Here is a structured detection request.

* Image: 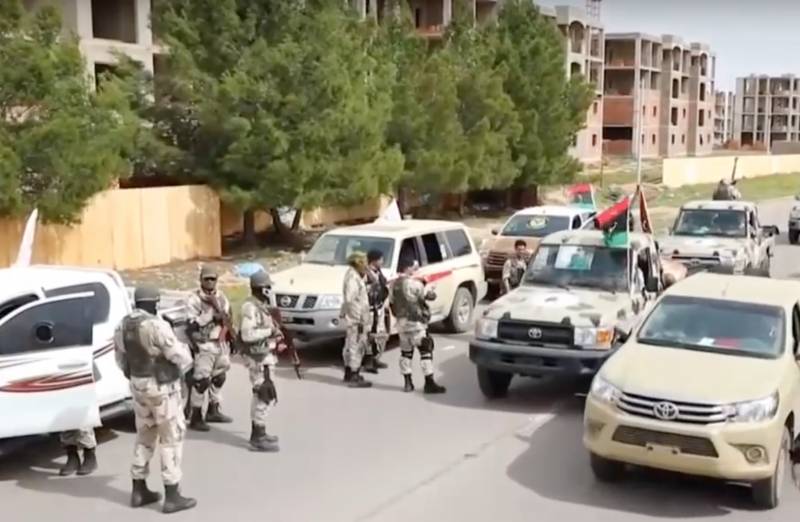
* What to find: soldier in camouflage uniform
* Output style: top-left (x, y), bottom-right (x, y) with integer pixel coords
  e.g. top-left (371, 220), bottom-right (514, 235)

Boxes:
top-left (340, 251), bottom-right (372, 388)
top-left (363, 249), bottom-right (390, 374)
top-left (239, 271), bottom-right (281, 452)
top-left (114, 286), bottom-right (196, 514)
top-left (501, 240), bottom-right (528, 295)
top-left (712, 179), bottom-right (741, 201)
top-left (186, 265), bottom-right (233, 431)
top-left (390, 258), bottom-right (446, 394)
top-left (58, 427), bottom-right (97, 476)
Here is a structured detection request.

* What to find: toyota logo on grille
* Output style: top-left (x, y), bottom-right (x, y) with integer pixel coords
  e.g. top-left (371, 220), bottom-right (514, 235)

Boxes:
top-left (528, 327), bottom-right (543, 339)
top-left (653, 401), bottom-right (680, 420)
top-left (280, 295), bottom-right (293, 308)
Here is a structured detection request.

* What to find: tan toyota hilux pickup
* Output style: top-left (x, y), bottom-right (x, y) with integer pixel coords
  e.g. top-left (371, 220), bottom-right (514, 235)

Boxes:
top-left (584, 272), bottom-right (800, 509)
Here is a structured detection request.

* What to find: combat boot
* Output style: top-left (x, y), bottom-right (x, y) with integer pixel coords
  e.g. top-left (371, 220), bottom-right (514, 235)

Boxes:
top-left (362, 355), bottom-right (378, 374)
top-left (347, 369), bottom-right (373, 388)
top-left (77, 447), bottom-right (98, 476)
top-left (403, 375), bottom-right (415, 393)
top-left (343, 367), bottom-right (353, 382)
top-left (59, 446), bottom-right (80, 476)
top-left (205, 402), bottom-right (233, 423)
top-left (423, 375), bottom-right (446, 394)
top-left (188, 408), bottom-right (210, 432)
top-left (249, 424), bottom-right (280, 452)
top-left (130, 479), bottom-right (162, 508)
top-left (162, 484), bottom-right (197, 514)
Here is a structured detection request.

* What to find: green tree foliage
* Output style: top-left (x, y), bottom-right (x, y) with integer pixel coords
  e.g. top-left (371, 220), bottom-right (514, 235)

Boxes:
top-left (493, 0), bottom-right (594, 187)
top-left (0, 0), bottom-right (139, 224)
top-left (152, 0), bottom-right (403, 233)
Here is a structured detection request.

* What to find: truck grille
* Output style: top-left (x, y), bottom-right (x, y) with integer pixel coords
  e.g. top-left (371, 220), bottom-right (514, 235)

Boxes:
top-left (276, 294), bottom-right (300, 309)
top-left (302, 295), bottom-right (318, 309)
top-left (617, 392), bottom-right (731, 425)
top-left (612, 426), bottom-right (718, 458)
top-left (497, 319), bottom-right (574, 347)
top-left (486, 251), bottom-right (508, 267)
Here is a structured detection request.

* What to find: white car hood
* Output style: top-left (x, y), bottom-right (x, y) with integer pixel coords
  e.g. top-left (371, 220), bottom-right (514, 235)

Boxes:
top-left (660, 235), bottom-right (745, 257)
top-left (271, 264), bottom-right (350, 295)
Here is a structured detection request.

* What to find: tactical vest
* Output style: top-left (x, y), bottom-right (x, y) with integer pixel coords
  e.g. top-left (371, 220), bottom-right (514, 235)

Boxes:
top-left (392, 278), bottom-right (426, 323)
top-left (122, 313), bottom-right (180, 384)
top-left (239, 297), bottom-right (274, 357)
top-left (509, 262), bottom-right (525, 288)
top-left (368, 269), bottom-right (389, 307)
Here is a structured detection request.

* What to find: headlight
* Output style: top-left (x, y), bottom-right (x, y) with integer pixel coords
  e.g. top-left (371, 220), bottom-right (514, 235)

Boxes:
top-left (724, 392), bottom-right (779, 423)
top-left (316, 294), bottom-right (343, 310)
top-left (574, 327), bottom-right (614, 349)
top-left (475, 318), bottom-right (498, 340)
top-left (590, 375), bottom-right (620, 404)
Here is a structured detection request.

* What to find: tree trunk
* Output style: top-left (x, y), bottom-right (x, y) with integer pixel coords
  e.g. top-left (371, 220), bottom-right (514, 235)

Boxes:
top-left (242, 209), bottom-right (257, 246)
top-left (270, 208), bottom-right (289, 237)
top-left (291, 208), bottom-right (303, 230)
top-left (456, 193), bottom-right (466, 217)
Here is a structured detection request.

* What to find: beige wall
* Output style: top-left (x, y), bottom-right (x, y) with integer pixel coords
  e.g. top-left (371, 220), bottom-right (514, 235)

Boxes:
top-left (662, 154), bottom-right (800, 187)
top-left (0, 186), bottom-right (221, 270)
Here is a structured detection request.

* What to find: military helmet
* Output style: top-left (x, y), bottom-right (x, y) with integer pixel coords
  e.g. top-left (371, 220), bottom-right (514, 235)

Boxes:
top-left (134, 285), bottom-right (160, 303)
top-left (200, 264), bottom-right (218, 280)
top-left (250, 270), bottom-right (272, 288)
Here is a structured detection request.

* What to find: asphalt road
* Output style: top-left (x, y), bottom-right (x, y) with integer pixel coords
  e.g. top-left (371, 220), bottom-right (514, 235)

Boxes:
top-left (2, 198), bottom-right (800, 522)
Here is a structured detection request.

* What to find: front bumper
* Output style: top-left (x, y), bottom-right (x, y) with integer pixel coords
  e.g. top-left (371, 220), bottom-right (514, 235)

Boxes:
top-left (469, 339), bottom-right (614, 377)
top-left (279, 309), bottom-right (347, 344)
top-left (583, 396), bottom-right (782, 482)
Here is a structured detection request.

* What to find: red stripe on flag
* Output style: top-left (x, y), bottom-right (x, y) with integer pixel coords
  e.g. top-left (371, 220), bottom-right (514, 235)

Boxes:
top-left (567, 183), bottom-right (592, 195)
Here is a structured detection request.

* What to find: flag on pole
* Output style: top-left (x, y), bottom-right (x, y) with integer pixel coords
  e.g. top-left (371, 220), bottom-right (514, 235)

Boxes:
top-left (14, 208), bottom-right (38, 267)
top-left (638, 185), bottom-right (653, 234)
top-left (594, 196), bottom-right (631, 248)
top-left (566, 183), bottom-right (596, 210)
top-left (375, 198), bottom-right (402, 222)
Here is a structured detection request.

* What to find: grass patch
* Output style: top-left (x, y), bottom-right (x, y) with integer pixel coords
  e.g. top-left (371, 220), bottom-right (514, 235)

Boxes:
top-left (651, 172), bottom-right (800, 207)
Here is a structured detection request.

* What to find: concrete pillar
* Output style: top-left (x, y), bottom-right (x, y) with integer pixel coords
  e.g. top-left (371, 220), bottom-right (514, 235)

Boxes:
top-left (136, 0), bottom-right (152, 46)
top-left (75, 0), bottom-right (93, 38)
top-left (443, 0), bottom-right (452, 26)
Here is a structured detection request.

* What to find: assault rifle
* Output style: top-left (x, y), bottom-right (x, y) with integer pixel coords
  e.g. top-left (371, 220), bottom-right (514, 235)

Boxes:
top-left (200, 294), bottom-right (239, 353)
top-left (267, 306), bottom-right (303, 379)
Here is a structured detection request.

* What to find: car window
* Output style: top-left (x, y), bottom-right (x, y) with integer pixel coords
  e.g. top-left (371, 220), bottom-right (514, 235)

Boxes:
top-left (399, 237), bottom-right (422, 269)
top-left (524, 244), bottom-right (629, 292)
top-left (673, 209), bottom-right (746, 238)
top-left (45, 283), bottom-right (110, 324)
top-left (0, 294), bottom-right (39, 321)
top-left (305, 234), bottom-right (395, 266)
top-left (444, 229), bottom-right (472, 257)
top-left (501, 215), bottom-right (570, 238)
top-left (637, 295), bottom-right (785, 358)
top-left (793, 304), bottom-right (800, 354)
top-left (420, 233), bottom-right (446, 265)
top-left (0, 297), bottom-right (94, 355)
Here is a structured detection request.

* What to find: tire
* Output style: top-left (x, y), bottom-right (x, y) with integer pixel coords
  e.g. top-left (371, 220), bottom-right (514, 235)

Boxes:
top-left (590, 452), bottom-right (626, 482)
top-left (476, 366), bottom-right (512, 399)
top-left (751, 427), bottom-right (791, 510)
top-left (444, 286), bottom-right (474, 333)
top-left (790, 230), bottom-right (799, 245)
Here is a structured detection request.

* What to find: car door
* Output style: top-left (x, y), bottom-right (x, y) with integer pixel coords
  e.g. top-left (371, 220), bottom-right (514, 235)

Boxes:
top-left (0, 292), bottom-right (99, 439)
top-left (748, 209), bottom-right (767, 267)
top-left (416, 233), bottom-right (453, 318)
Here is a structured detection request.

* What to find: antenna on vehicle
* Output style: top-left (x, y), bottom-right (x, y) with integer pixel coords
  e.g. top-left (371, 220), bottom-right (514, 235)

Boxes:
top-left (14, 208), bottom-right (38, 268)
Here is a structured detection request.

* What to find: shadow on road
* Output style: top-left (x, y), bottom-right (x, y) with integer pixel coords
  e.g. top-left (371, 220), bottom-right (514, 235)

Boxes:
top-left (0, 430), bottom-right (130, 508)
top-left (507, 406), bottom-right (760, 518)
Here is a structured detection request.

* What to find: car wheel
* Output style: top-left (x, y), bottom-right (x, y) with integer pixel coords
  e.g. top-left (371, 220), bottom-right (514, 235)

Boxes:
top-left (790, 230), bottom-right (799, 245)
top-left (476, 366), bottom-right (512, 399)
top-left (590, 452), bottom-right (626, 482)
top-left (751, 427), bottom-right (791, 509)
top-left (445, 286), bottom-right (474, 333)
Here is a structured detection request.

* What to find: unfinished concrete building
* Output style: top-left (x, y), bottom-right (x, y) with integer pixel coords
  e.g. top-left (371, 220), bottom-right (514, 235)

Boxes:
top-left (603, 33), bottom-right (714, 158)
top-left (734, 75), bottom-right (800, 150)
top-left (714, 91), bottom-right (735, 146)
top-left (23, 0), bottom-right (158, 88)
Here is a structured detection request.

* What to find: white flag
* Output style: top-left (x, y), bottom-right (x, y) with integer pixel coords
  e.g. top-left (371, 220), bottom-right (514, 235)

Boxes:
top-left (375, 199), bottom-right (402, 222)
top-left (14, 209), bottom-right (38, 267)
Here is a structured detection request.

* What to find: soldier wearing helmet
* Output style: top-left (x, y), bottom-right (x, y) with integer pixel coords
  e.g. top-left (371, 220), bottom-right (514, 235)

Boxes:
top-left (238, 270), bottom-right (281, 452)
top-left (114, 285), bottom-right (196, 514)
top-left (339, 251), bottom-right (372, 388)
top-left (186, 264), bottom-right (234, 431)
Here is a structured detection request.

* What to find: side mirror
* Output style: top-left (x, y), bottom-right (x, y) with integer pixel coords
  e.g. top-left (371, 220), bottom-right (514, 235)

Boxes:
top-left (614, 326), bottom-right (630, 344)
top-left (491, 227), bottom-right (499, 236)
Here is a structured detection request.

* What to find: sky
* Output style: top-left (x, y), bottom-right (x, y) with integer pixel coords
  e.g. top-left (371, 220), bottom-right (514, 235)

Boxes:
top-left (535, 0), bottom-right (800, 91)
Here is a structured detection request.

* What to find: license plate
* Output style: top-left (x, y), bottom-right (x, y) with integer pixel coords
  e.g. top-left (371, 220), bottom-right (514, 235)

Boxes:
top-left (646, 443), bottom-right (680, 456)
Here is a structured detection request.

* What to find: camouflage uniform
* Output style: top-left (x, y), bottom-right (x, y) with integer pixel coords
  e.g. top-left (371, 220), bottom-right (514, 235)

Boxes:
top-left (365, 266), bottom-right (390, 370)
top-left (391, 274), bottom-right (446, 394)
top-left (501, 256), bottom-right (527, 294)
top-left (340, 266), bottom-right (371, 373)
top-left (186, 289), bottom-right (232, 418)
top-left (239, 295), bottom-right (280, 451)
top-left (60, 428), bottom-right (96, 450)
top-left (114, 310), bottom-right (193, 487)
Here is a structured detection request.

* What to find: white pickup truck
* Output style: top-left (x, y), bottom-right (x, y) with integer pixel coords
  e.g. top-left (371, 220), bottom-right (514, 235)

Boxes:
top-left (0, 264), bottom-right (187, 452)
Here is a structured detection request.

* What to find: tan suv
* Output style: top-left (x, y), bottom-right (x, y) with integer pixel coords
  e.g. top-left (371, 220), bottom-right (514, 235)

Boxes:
top-left (583, 272), bottom-right (800, 509)
top-left (271, 220), bottom-right (487, 343)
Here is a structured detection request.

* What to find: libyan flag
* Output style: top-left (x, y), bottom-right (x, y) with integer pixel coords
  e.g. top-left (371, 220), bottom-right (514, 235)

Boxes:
top-left (566, 183), bottom-right (596, 210)
top-left (593, 187), bottom-right (653, 247)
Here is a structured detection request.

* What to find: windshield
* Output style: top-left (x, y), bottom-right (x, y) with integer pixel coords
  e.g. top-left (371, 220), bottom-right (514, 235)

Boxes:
top-left (305, 235), bottom-right (395, 266)
top-left (501, 215), bottom-right (570, 238)
top-left (637, 295), bottom-right (785, 358)
top-left (673, 209), bottom-right (747, 238)
top-left (523, 243), bottom-right (629, 292)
